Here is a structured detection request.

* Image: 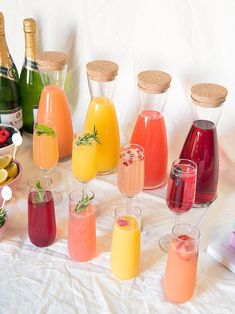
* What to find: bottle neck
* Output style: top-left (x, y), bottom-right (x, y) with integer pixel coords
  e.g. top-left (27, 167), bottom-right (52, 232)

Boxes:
top-left (191, 101), bottom-right (224, 126)
top-left (138, 89), bottom-right (168, 113)
top-left (24, 31), bottom-right (37, 61)
top-left (0, 33), bottom-right (10, 68)
top-left (88, 76), bottom-right (116, 100)
top-left (39, 67), bottom-right (67, 88)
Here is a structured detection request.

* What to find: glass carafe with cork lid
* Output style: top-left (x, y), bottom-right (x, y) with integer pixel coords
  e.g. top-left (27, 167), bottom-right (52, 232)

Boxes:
top-left (36, 51), bottom-right (73, 159)
top-left (131, 70), bottom-right (171, 189)
top-left (84, 60), bottom-right (120, 175)
top-left (180, 83), bottom-right (228, 207)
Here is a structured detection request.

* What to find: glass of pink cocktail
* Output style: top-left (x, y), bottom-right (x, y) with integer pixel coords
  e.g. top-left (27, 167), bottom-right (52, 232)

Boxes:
top-left (68, 189), bottom-right (96, 262)
top-left (27, 176), bottom-right (56, 247)
top-left (159, 159), bottom-right (197, 252)
top-left (163, 223), bottom-right (200, 303)
top-left (117, 144), bottom-right (144, 214)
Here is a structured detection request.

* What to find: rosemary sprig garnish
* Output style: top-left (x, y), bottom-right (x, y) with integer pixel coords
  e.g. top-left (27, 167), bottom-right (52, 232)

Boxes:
top-left (35, 180), bottom-right (44, 203)
top-left (0, 207), bottom-right (7, 228)
top-left (75, 193), bottom-right (94, 213)
top-left (75, 126), bottom-right (101, 146)
top-left (35, 123), bottom-right (56, 137)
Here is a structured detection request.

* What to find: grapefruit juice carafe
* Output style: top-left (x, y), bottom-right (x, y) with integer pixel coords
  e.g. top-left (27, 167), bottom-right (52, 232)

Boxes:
top-left (84, 60), bottom-right (120, 174)
top-left (36, 51), bottom-right (73, 159)
top-left (131, 70), bottom-right (171, 189)
top-left (180, 83), bottom-right (228, 207)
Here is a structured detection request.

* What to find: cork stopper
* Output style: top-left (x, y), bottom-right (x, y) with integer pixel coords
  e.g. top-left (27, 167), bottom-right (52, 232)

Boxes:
top-left (0, 12), bottom-right (5, 34)
top-left (36, 51), bottom-right (68, 71)
top-left (86, 60), bottom-right (118, 82)
top-left (138, 70), bottom-right (172, 94)
top-left (23, 18), bottom-right (36, 33)
top-left (191, 83), bottom-right (228, 107)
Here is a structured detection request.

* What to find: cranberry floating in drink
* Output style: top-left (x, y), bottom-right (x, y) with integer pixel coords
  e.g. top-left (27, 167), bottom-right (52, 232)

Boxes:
top-left (131, 70), bottom-right (171, 189)
top-left (180, 83), bottom-right (228, 207)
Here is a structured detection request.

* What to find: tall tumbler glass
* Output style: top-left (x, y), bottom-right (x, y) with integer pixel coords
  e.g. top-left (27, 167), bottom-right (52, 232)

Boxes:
top-left (68, 189), bottom-right (96, 262)
top-left (163, 223), bottom-right (200, 303)
top-left (28, 176), bottom-right (56, 247)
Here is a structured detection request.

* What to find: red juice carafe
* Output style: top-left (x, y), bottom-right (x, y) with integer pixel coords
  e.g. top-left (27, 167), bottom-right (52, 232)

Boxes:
top-left (180, 83), bottom-right (228, 207)
top-left (131, 70), bottom-right (171, 189)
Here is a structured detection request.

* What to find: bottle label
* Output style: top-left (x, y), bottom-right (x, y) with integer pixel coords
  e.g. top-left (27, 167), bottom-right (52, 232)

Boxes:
top-left (33, 105), bottom-right (38, 124)
top-left (0, 107), bottom-right (23, 130)
top-left (0, 65), bottom-right (18, 82)
top-left (24, 58), bottom-right (39, 72)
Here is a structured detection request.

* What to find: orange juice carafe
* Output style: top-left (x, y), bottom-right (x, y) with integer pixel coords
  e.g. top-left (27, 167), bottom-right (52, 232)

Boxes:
top-left (36, 51), bottom-right (73, 159)
top-left (131, 71), bottom-right (171, 189)
top-left (84, 60), bottom-right (120, 175)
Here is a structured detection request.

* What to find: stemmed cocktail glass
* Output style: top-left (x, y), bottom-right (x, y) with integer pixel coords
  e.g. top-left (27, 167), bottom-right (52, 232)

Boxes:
top-left (72, 127), bottom-right (100, 195)
top-left (159, 159), bottom-right (197, 252)
top-left (117, 144), bottom-right (144, 214)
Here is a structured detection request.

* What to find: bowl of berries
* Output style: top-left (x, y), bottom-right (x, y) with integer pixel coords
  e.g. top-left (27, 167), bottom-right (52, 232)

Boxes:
top-left (0, 124), bottom-right (20, 155)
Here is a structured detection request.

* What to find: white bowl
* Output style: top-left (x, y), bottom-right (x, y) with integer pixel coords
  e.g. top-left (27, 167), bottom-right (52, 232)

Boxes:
top-left (0, 124), bottom-right (20, 156)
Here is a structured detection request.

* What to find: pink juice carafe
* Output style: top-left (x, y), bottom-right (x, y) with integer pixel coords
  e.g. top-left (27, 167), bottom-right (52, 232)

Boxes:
top-left (180, 83), bottom-right (228, 207)
top-left (131, 70), bottom-right (171, 189)
top-left (36, 51), bottom-right (73, 159)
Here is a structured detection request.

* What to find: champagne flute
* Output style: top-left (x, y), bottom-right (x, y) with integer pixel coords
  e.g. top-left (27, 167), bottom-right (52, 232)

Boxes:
top-left (159, 159), bottom-right (197, 252)
top-left (72, 127), bottom-right (100, 195)
top-left (33, 122), bottom-right (61, 203)
top-left (117, 144), bottom-right (144, 214)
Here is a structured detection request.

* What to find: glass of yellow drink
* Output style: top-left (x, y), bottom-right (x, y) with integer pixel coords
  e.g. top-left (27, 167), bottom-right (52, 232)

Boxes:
top-left (72, 129), bottom-right (100, 193)
top-left (111, 206), bottom-right (141, 280)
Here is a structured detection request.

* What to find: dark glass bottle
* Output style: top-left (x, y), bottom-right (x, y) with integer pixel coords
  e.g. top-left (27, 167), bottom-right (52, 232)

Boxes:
top-left (20, 18), bottom-right (43, 133)
top-left (0, 12), bottom-right (23, 131)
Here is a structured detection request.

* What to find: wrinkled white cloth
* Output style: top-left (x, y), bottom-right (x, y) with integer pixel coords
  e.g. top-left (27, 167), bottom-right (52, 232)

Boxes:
top-left (0, 0), bottom-right (235, 313)
top-left (0, 135), bottom-right (234, 314)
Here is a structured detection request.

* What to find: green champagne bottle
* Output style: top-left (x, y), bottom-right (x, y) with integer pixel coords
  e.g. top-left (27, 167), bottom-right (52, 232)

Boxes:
top-left (0, 12), bottom-right (23, 131)
top-left (20, 18), bottom-right (43, 133)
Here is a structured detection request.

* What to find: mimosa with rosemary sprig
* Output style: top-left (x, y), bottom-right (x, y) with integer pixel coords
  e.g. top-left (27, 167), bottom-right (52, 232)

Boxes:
top-left (72, 127), bottom-right (100, 193)
top-left (68, 189), bottom-right (96, 262)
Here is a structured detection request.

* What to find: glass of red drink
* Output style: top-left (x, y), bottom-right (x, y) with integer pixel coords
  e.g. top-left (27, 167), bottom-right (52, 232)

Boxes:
top-left (159, 159), bottom-right (197, 252)
top-left (27, 176), bottom-right (56, 247)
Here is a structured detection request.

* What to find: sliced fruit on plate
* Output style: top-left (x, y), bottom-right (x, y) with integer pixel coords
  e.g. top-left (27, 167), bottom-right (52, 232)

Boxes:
top-left (5, 162), bottom-right (18, 178)
top-left (0, 154), bottom-right (13, 169)
top-left (0, 168), bottom-right (8, 185)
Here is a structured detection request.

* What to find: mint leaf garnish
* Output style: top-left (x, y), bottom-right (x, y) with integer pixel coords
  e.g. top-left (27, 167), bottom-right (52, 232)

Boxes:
top-left (35, 123), bottom-right (56, 137)
top-left (35, 180), bottom-right (44, 203)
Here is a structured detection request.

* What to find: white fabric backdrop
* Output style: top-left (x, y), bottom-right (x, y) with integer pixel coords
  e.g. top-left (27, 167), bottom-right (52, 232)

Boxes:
top-left (1, 1), bottom-right (235, 313)
top-left (1, 0), bottom-right (235, 160)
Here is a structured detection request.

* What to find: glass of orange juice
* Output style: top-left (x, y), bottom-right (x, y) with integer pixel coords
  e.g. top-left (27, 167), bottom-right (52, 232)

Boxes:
top-left (33, 123), bottom-right (59, 174)
top-left (68, 189), bottom-right (96, 262)
top-left (111, 206), bottom-right (141, 280)
top-left (72, 129), bottom-right (100, 194)
top-left (163, 223), bottom-right (200, 303)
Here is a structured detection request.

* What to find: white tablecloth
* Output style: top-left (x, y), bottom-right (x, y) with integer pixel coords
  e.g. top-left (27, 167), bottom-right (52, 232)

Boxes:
top-left (0, 134), bottom-right (235, 314)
